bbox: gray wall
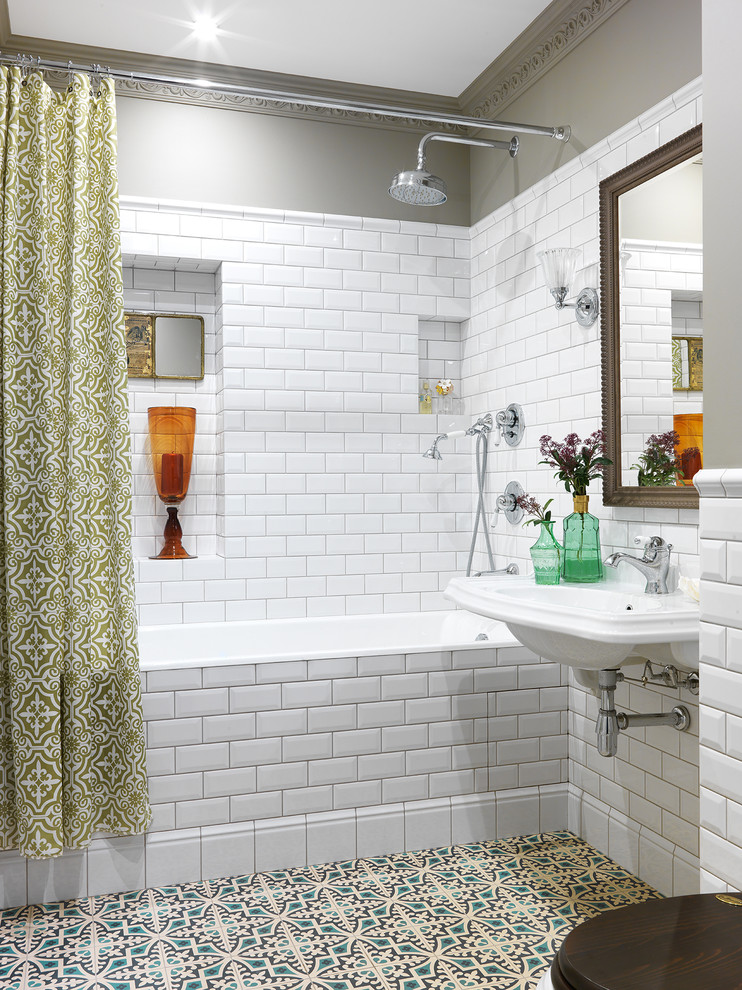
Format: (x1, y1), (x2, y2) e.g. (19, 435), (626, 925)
(703, 0), (741, 468)
(470, 0), (702, 223)
(116, 96), (470, 225)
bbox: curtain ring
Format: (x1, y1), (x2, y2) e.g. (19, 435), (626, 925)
(16, 53), (29, 84)
(91, 62), (102, 95)
(67, 59), (74, 91)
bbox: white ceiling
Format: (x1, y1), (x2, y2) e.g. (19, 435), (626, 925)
(9, 0), (554, 97)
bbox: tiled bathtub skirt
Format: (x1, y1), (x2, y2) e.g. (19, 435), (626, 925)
(0, 831), (659, 990)
(0, 788), (567, 910)
(1, 641), (569, 909)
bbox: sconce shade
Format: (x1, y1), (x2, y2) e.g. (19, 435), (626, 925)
(148, 406), (196, 504)
(538, 247), (580, 291)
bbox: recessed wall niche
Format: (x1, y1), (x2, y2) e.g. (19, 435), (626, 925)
(123, 255), (220, 560)
(418, 320), (463, 414)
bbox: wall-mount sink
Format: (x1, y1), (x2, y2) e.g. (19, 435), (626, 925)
(444, 576), (699, 670)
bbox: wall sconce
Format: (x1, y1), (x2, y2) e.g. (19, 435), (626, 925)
(538, 248), (599, 327)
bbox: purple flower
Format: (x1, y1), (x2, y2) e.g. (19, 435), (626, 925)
(516, 493), (554, 526)
(538, 430), (611, 496)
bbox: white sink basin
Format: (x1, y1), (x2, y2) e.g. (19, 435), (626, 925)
(444, 576), (699, 670)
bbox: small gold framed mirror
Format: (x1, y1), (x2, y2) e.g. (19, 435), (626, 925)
(125, 313), (204, 381)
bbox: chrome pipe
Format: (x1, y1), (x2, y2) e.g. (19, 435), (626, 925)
(0, 52), (570, 140)
(595, 668), (691, 757)
(617, 708), (690, 731)
(417, 132), (519, 169)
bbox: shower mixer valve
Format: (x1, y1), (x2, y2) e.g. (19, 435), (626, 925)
(492, 481), (525, 526)
(492, 403), (525, 447)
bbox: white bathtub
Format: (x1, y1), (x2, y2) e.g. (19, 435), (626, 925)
(138, 609), (518, 670)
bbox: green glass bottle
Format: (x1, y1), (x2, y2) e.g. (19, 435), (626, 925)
(529, 521), (562, 585)
(562, 494), (603, 583)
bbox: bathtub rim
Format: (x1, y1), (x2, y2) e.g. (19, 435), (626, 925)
(137, 609), (519, 671)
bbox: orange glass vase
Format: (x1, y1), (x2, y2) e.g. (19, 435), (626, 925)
(148, 406), (197, 559)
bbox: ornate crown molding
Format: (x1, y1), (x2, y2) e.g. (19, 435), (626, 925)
(0, 11), (459, 132)
(461, 0), (633, 119)
(1, 0), (630, 132)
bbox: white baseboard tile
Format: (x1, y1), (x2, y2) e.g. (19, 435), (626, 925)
(578, 791), (611, 853)
(306, 810), (357, 866)
(538, 783), (569, 833)
(570, 785), (700, 895)
(450, 793), (496, 844)
(145, 827), (201, 889)
(355, 802), (405, 859)
(0, 787), (570, 909)
(87, 835), (146, 897)
(638, 828), (675, 896)
(0, 850), (28, 909)
(201, 822), (255, 880)
(495, 787), (540, 839)
(403, 797), (452, 852)
(27, 849), (88, 907)
(254, 815), (307, 873)
(673, 845), (700, 896)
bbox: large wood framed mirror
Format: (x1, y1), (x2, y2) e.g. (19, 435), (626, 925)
(600, 125), (702, 508)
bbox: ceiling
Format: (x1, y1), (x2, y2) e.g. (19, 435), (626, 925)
(7, 0), (555, 98)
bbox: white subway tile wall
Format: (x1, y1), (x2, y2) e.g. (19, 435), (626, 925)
(101, 79), (706, 902)
(696, 469), (742, 893)
(148, 645), (567, 825)
(122, 209), (474, 622)
(461, 80), (703, 894)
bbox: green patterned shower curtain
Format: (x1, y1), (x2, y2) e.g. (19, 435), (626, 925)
(0, 67), (151, 857)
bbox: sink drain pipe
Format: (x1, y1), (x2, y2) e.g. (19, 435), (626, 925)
(596, 669), (691, 757)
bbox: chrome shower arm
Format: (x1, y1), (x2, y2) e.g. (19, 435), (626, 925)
(417, 132), (519, 169)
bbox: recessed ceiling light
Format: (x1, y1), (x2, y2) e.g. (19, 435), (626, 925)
(192, 16), (218, 42)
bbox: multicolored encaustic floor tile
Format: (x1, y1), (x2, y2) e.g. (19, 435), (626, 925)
(0, 830), (659, 990)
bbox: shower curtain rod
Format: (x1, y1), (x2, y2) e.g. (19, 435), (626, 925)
(0, 52), (571, 142)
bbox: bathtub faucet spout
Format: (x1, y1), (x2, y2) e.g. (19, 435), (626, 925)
(473, 563), (519, 577)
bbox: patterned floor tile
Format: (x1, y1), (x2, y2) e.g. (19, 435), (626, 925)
(0, 831), (659, 989)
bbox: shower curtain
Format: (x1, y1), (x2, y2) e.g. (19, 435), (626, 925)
(0, 67), (150, 857)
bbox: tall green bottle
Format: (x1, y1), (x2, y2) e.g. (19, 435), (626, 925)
(562, 494), (603, 583)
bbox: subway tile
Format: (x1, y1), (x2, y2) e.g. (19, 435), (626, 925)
(257, 761), (307, 792)
(230, 738), (282, 767)
(358, 751), (406, 781)
(283, 785), (334, 816)
(333, 729), (382, 757)
(333, 779), (381, 810)
(230, 791), (283, 823)
(203, 713), (256, 743)
(309, 757), (358, 786)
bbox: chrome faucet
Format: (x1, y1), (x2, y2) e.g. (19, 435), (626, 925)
(473, 563), (520, 578)
(603, 536), (673, 595)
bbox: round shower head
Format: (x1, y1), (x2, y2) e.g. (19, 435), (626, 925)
(389, 167), (447, 206)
